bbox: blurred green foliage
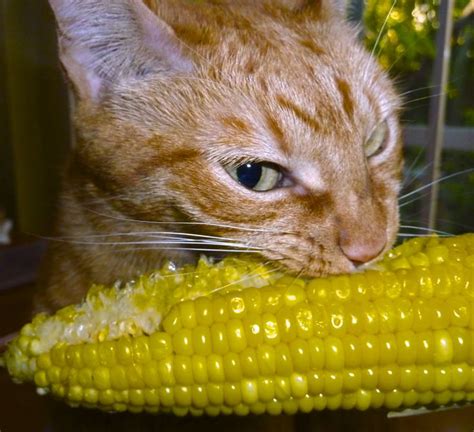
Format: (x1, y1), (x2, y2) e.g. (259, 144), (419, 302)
(364, 0), (474, 125)
(401, 147), (474, 235)
(361, 1), (474, 233)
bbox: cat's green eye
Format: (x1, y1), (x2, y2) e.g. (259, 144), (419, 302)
(365, 121), (389, 158)
(226, 162), (283, 192)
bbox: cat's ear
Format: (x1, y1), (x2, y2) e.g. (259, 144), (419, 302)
(49, 0), (193, 101)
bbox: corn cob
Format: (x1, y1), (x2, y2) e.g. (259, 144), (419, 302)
(2, 234), (474, 415)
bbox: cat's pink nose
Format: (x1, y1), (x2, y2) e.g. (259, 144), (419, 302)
(339, 231), (386, 266)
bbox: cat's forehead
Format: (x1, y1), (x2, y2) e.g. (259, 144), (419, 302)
(177, 7), (399, 125)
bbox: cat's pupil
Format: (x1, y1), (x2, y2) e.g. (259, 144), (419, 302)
(236, 163), (263, 189)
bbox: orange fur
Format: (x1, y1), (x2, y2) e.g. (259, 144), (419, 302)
(37, 0), (402, 312)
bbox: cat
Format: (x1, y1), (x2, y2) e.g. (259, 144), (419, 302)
(35, 0), (403, 313)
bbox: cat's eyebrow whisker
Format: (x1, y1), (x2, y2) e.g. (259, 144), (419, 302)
(399, 168), (474, 202)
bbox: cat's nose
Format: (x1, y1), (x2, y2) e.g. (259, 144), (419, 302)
(339, 230), (386, 266)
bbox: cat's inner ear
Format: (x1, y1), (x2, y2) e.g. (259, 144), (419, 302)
(49, 0), (193, 101)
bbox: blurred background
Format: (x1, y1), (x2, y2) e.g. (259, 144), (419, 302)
(361, 0), (474, 238)
(0, 1), (473, 430)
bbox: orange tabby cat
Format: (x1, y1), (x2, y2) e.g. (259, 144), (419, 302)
(36, 0), (403, 312)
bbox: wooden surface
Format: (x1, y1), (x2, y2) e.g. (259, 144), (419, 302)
(1, 281), (474, 432)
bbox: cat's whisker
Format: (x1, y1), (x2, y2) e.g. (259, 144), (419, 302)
(44, 230), (253, 245)
(83, 206), (295, 235)
(398, 84), (439, 99)
(402, 162), (433, 190)
(285, 269), (305, 289)
(400, 92), (446, 107)
(397, 233), (450, 238)
(402, 149), (425, 188)
(108, 246), (263, 254)
(385, 53), (406, 75)
(398, 191), (432, 209)
(399, 168), (474, 202)
(42, 238), (264, 250)
(365, 0), (398, 79)
(399, 225), (453, 236)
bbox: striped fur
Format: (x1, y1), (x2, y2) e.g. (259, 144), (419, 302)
(37, 0), (402, 312)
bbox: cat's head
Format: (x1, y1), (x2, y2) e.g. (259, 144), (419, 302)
(50, 0), (403, 276)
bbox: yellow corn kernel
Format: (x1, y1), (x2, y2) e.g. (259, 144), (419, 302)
(274, 343), (293, 376)
(262, 313), (280, 345)
(194, 297), (213, 327)
(294, 305), (314, 339)
(175, 386), (192, 407)
(116, 339), (133, 366)
(256, 345), (276, 376)
(289, 339), (310, 373)
(223, 352), (242, 382)
(173, 329), (193, 356)
(399, 366), (417, 391)
(207, 383), (224, 406)
(226, 319), (247, 353)
(174, 356), (193, 386)
(178, 301), (197, 330)
(342, 369), (361, 392)
(449, 327), (470, 363)
(227, 293), (246, 318)
(240, 348), (259, 378)
(110, 365), (128, 391)
(396, 331), (417, 365)
(379, 334), (398, 365)
(242, 313), (264, 348)
(192, 326), (212, 356)
(241, 378), (259, 405)
(342, 335), (361, 368)
(277, 307), (297, 343)
(37, 353), (52, 370)
(2, 234), (474, 416)
(156, 356), (175, 386)
(324, 336), (344, 371)
(191, 385), (208, 408)
(360, 334), (379, 367)
(191, 355), (208, 384)
(210, 323), (229, 356)
(224, 382), (242, 407)
(289, 373), (308, 399)
(207, 354), (225, 383)
(142, 363), (160, 388)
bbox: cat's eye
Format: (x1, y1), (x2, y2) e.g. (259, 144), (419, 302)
(365, 121), (389, 158)
(226, 162), (283, 192)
